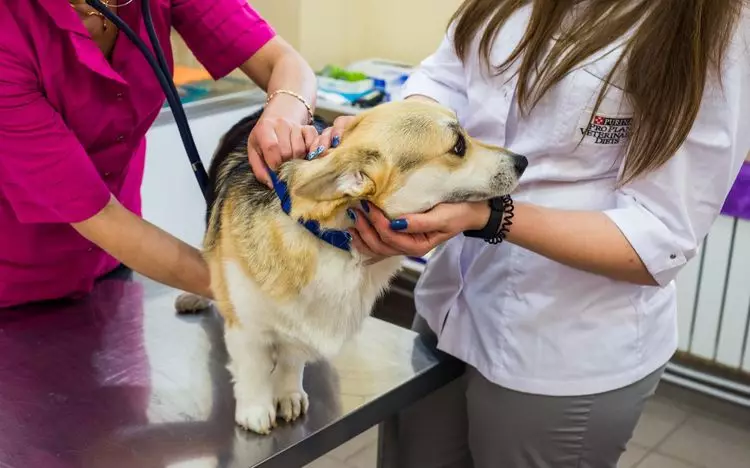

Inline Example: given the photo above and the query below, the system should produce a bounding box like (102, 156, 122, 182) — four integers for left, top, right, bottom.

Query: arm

(171, 0, 318, 184)
(0, 41, 212, 299)
(72, 197, 212, 298)
(170, 0, 315, 118)
(238, 36, 317, 127)
(502, 204, 657, 286)
(239, 37, 319, 183)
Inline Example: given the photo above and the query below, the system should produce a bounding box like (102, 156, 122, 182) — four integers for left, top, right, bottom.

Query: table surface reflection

(0, 273, 462, 468)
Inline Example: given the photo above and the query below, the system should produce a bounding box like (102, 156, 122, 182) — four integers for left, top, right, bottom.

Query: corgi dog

(175, 99, 527, 434)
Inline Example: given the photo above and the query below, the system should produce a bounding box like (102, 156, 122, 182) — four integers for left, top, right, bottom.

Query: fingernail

(360, 200, 370, 213)
(332, 136, 341, 148)
(306, 146, 324, 160)
(344, 232, 352, 242)
(390, 219, 408, 231)
(346, 208, 357, 221)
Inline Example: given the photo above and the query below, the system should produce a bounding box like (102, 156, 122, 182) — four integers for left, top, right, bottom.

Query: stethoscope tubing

(86, 0, 211, 202)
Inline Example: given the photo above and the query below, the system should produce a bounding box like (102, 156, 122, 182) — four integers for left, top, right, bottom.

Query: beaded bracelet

(265, 89, 314, 124)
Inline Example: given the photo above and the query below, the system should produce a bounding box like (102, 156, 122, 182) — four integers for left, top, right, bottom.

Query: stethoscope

(85, 0, 211, 202)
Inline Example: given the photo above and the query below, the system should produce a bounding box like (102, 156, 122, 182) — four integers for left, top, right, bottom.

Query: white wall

(141, 106, 263, 248)
(172, 0, 463, 72)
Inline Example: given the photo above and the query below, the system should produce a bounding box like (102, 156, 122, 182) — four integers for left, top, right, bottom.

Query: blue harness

(268, 170, 352, 252)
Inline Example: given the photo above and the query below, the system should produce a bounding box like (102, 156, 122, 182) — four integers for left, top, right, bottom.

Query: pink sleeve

(0, 37, 110, 224)
(171, 0, 277, 80)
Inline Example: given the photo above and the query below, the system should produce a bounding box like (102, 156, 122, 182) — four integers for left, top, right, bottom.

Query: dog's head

(284, 99, 527, 227)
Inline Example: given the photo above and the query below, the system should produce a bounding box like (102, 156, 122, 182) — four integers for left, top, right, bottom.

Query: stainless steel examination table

(0, 82, 458, 467)
(0, 271, 462, 467)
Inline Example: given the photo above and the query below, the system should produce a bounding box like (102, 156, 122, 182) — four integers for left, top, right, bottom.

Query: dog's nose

(513, 155, 528, 176)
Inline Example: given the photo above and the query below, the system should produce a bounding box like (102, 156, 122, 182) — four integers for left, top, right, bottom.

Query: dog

(174, 99, 527, 434)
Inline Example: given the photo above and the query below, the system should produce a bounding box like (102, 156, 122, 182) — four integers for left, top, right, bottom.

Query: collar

(268, 170, 352, 252)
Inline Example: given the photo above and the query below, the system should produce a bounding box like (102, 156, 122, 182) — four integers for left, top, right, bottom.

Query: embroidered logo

(579, 114, 633, 145)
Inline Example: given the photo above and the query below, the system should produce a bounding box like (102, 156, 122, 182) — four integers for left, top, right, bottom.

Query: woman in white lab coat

(311, 1, 750, 466)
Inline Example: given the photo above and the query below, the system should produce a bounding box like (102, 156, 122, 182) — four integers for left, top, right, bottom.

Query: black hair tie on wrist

(463, 195, 515, 244)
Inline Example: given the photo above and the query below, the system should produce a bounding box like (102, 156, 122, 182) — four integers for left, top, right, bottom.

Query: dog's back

(202, 110, 279, 252)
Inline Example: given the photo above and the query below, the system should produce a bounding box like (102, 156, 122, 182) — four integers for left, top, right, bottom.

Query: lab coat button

(116, 92, 124, 100)
(116, 135, 125, 142)
(669, 253, 677, 260)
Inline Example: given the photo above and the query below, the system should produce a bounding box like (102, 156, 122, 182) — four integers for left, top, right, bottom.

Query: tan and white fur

(175, 100, 528, 434)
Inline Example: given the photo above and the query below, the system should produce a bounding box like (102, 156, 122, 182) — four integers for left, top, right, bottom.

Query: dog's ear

(290, 149, 378, 201)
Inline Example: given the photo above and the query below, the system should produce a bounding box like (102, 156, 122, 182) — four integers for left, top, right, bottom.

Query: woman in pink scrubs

(0, 1, 318, 308)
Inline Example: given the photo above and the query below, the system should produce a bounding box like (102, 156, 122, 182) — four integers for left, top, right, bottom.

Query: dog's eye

(452, 134, 467, 157)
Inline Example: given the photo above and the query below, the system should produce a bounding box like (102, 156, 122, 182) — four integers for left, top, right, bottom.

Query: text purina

(580, 116, 633, 145)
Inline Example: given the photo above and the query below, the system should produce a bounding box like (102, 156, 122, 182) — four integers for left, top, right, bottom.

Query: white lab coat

(403, 6, 750, 396)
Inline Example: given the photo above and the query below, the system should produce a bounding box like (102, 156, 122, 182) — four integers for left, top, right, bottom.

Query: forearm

(262, 53, 316, 122)
(502, 202, 657, 286)
(72, 196, 212, 298)
(239, 38, 316, 125)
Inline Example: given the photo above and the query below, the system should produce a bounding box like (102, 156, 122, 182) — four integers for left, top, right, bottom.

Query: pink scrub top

(0, 0, 275, 308)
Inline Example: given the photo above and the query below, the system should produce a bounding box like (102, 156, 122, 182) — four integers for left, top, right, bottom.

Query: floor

(304, 381, 750, 468)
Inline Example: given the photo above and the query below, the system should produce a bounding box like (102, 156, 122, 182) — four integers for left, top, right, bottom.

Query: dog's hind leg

(225, 324, 277, 434)
(272, 347, 309, 423)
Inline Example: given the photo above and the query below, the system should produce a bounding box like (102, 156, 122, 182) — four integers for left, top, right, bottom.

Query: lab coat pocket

(551, 62, 634, 177)
(573, 68, 634, 148)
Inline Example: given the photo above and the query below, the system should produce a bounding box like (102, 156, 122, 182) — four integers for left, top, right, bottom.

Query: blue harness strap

(268, 169, 352, 252)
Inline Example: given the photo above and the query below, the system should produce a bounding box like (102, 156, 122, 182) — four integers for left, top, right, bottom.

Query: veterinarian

(0, 1, 318, 308)
(307, 1, 750, 467)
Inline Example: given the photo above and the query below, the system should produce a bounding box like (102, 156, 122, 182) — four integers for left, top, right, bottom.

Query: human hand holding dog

(347, 201, 490, 260)
(247, 111, 319, 187)
(248, 113, 357, 187)
(305, 114, 357, 159)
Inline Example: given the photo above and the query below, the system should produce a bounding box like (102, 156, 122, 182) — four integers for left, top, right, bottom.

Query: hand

(248, 114, 319, 187)
(305, 114, 358, 159)
(347, 201, 490, 260)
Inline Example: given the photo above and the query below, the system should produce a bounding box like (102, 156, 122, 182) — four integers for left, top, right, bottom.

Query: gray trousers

(379, 315, 665, 468)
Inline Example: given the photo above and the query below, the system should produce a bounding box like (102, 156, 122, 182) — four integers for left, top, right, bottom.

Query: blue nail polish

(306, 146, 324, 160)
(390, 219, 408, 231)
(360, 200, 370, 213)
(332, 136, 341, 148)
(344, 232, 352, 242)
(346, 208, 357, 221)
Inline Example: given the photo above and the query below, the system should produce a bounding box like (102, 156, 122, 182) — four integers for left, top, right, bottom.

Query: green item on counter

(319, 65, 369, 82)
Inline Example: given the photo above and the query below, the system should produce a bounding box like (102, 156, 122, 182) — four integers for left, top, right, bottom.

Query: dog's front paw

(235, 402, 277, 435)
(174, 293, 211, 315)
(276, 391, 309, 422)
